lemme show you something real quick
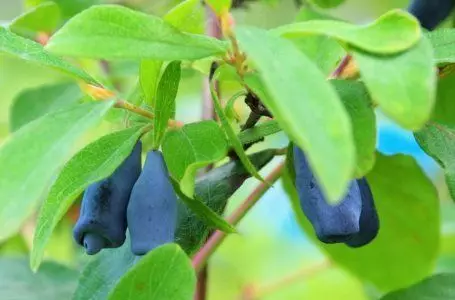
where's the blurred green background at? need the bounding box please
[1,0,454,299]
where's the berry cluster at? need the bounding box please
[73,142,177,256]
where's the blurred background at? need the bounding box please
[0,0,454,299]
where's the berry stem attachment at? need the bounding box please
[192,162,285,273]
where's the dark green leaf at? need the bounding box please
[0,101,113,243]
[353,36,436,130]
[381,273,455,300]
[415,122,455,202]
[154,61,181,148]
[431,73,455,126]
[162,120,228,198]
[108,244,196,300]
[0,27,99,85]
[0,258,78,300]
[283,153,440,291]
[332,80,376,177]
[238,120,281,145]
[10,82,83,132]
[31,126,144,271]
[273,10,421,54]
[46,5,228,60]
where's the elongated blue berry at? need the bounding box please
[293,146,362,244]
[345,177,379,248]
[408,0,455,30]
[127,150,178,255]
[73,142,142,255]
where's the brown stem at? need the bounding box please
[192,162,285,273]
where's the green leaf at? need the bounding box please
[283,153,440,291]
[353,36,436,130]
[140,60,162,107]
[0,101,113,243]
[431,73,455,126]
[73,236,136,300]
[10,82,83,132]
[72,150,275,299]
[52,0,101,19]
[332,80,376,177]
[176,149,275,254]
[381,274,455,300]
[30,125,144,272]
[237,26,355,203]
[164,0,204,34]
[46,5,228,60]
[9,2,61,38]
[171,180,236,233]
[108,244,196,300]
[272,10,421,55]
[238,120,281,145]
[415,122,455,202]
[153,61,181,148]
[308,0,345,9]
[162,120,228,198]
[0,258,78,300]
[210,83,263,181]
[427,29,455,64]
[206,0,232,15]
[0,27,98,85]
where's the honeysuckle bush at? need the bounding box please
[0,0,455,299]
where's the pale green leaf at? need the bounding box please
[108,244,196,300]
[206,0,232,15]
[427,28,455,64]
[153,61,181,148]
[381,274,455,300]
[0,27,98,85]
[0,258,78,300]
[162,121,228,198]
[31,126,144,271]
[272,10,420,55]
[46,5,228,60]
[9,2,61,38]
[164,0,204,34]
[10,82,83,132]
[308,0,345,9]
[415,122,455,202]
[431,73,455,126]
[0,101,113,242]
[353,36,436,130]
[140,60,162,107]
[284,153,439,291]
[237,26,354,203]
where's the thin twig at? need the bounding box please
[329,55,352,79]
[192,162,285,273]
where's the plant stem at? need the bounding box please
[242,260,332,300]
[192,162,285,273]
[114,100,183,128]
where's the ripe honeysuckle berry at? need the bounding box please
[73,142,142,255]
[127,150,178,256]
[408,0,455,30]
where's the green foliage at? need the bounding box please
[308,0,346,9]
[0,101,113,243]
[0,258,78,299]
[10,82,82,132]
[284,153,440,291]
[332,80,376,177]
[427,29,455,64]
[9,2,61,38]
[0,27,98,85]
[153,61,181,148]
[381,273,455,300]
[415,122,455,202]
[162,120,228,198]
[238,120,281,145]
[273,10,420,54]
[238,26,355,204]
[46,5,228,60]
[353,36,436,130]
[108,244,195,300]
[431,73,455,126]
[30,126,144,271]
[140,60,162,107]
[164,0,204,34]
